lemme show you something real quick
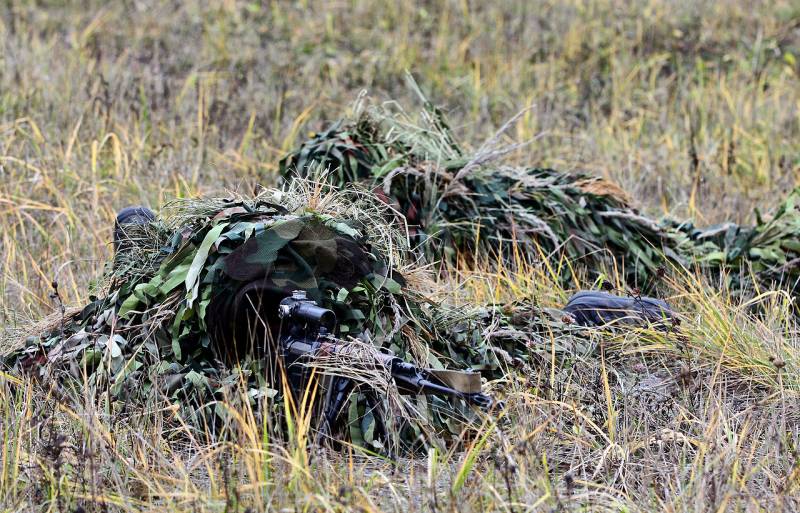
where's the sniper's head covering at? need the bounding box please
[202,211,398,360]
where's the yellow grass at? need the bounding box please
[1,1,799,511]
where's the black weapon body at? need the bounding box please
[276,290,496,440]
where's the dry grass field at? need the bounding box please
[1,1,800,511]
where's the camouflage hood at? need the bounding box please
[115,203,398,358]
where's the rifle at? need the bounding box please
[276,290,498,440]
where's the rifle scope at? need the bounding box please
[278,290,337,332]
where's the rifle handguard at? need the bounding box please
[383,355,497,409]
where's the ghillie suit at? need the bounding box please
[280,91,800,298]
[2,182,567,453]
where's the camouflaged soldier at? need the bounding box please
[280,92,800,301]
[8,191,536,451]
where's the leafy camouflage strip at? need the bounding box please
[279,97,800,296]
[3,192,574,451]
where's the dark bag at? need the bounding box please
[114,206,155,251]
[563,290,674,327]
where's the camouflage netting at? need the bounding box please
[280,86,800,297]
[2,180,574,452]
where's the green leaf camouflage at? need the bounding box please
[280,88,800,298]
